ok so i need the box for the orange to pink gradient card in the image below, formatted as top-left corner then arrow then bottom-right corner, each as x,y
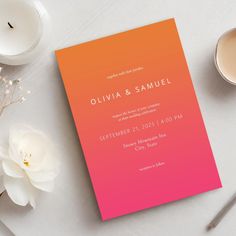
55,18 -> 222,220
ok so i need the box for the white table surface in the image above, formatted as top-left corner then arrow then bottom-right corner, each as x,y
1,0 -> 236,235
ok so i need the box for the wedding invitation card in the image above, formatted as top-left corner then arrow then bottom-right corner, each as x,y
55,18 -> 222,220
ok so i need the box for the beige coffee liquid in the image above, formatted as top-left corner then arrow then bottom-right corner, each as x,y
216,29 -> 236,83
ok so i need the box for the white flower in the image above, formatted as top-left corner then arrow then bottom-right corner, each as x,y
0,125 -> 60,208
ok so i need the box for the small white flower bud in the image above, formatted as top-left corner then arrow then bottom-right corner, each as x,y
20,97 -> 26,103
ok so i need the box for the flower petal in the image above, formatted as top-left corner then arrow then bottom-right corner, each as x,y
29,187 -> 38,209
9,125 -> 33,147
30,180 -> 54,192
3,175 -> 29,206
0,146 -> 8,160
27,169 -> 58,182
41,152 -> 61,173
8,145 -> 21,164
30,196 -> 36,209
18,132 -> 47,167
8,125 -> 42,165
8,125 -> 29,163
2,160 -> 25,178
9,125 -> 53,171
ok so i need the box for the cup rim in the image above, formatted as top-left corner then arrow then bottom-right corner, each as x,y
215,27 -> 236,85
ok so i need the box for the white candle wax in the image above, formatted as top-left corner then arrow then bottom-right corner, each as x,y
0,0 -> 49,65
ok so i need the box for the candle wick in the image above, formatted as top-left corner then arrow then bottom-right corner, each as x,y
8,22 -> 14,29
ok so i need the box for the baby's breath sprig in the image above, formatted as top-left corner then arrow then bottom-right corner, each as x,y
0,67 -> 31,116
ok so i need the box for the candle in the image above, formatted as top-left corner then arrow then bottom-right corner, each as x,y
0,0 -> 50,65
215,28 -> 236,85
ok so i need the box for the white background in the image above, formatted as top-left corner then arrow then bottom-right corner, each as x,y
1,0 -> 236,235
